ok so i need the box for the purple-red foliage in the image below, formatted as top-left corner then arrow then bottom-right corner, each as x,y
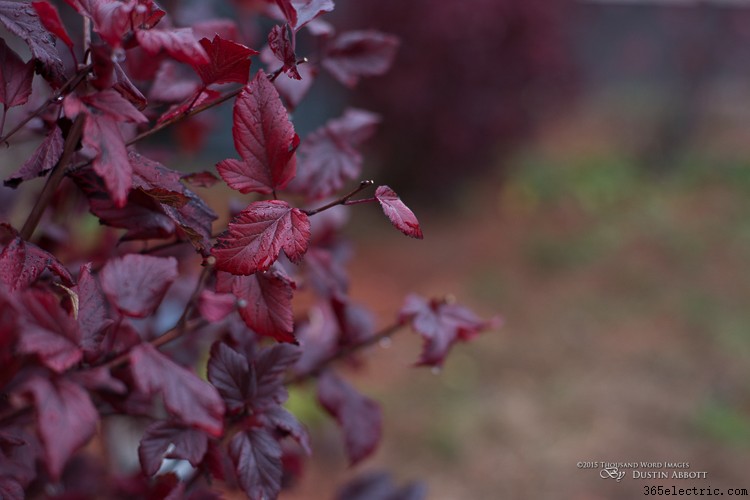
338,0 -> 575,203
0,1 -> 498,498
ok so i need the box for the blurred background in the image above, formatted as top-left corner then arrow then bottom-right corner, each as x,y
283,0 -> 750,498
3,0 -> 750,498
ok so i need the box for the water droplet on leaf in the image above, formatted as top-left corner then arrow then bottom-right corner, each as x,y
112,48 -> 126,63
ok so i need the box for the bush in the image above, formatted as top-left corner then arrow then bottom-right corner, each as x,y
0,1 -> 496,498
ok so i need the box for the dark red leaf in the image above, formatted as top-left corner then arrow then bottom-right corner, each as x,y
161,189 -> 217,254
20,376 -> 97,480
212,200 -> 310,275
291,0 -> 334,31
31,1 -> 74,55
305,17 -> 334,37
136,27 -> 210,66
73,162 -> 216,253
0,425 -> 37,489
193,35 -> 257,86
216,71 -> 299,194
328,108 -> 382,145
399,294 -> 499,367
0,38 -> 34,109
292,301 -> 338,375
85,185 -> 178,242
138,421 -> 209,476
130,343 -> 225,436
228,428 -> 282,500
113,60 -> 148,109
129,151 -> 188,205
229,266 -> 296,343
0,0 -> 65,85
70,366 -> 126,394
89,42 -> 115,89
130,1 -> 165,30
317,370 -> 381,465
322,31 -> 399,87
262,406 -> 311,455
198,290 -> 236,322
149,60 -> 198,103
182,171 -> 219,188
99,254 -> 178,318
0,477 -> 23,500
207,342 -> 252,414
65,0 -> 133,47
273,61 -> 316,110
275,0 -> 334,31
0,236 -> 72,291
304,247 -> 349,297
82,89 -> 148,123
83,113 -> 132,208
289,108 -> 380,199
97,318 -> 140,359
332,296 -> 375,346
16,289 -> 82,373
374,185 -> 423,239
274,0 -> 296,28
253,343 -> 300,406
268,24 -> 300,80
124,44 -> 164,81
4,125 -> 63,188
74,263 -> 114,356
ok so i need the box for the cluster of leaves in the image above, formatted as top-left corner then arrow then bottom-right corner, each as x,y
0,1 -> 497,499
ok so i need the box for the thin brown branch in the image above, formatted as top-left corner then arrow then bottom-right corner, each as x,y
99,261 -> 214,371
126,87 -> 243,146
269,57 -> 308,83
139,238 -> 187,255
302,180 -> 375,216
287,322 -> 405,384
19,114 -> 87,241
0,64 -> 93,145
153,261 -> 213,349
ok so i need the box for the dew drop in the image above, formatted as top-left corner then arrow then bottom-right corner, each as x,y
378,337 -> 392,349
112,48 -> 126,63
431,366 -> 442,375
237,298 -> 248,308
54,95 -> 64,102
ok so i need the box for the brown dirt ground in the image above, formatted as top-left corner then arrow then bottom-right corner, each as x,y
280,152 -> 750,498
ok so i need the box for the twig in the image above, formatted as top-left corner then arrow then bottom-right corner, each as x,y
139,238 -> 187,255
126,87 -> 243,146
303,180 -> 375,216
99,261 -> 214,371
269,57 -> 308,83
126,62 -> 307,146
153,260 -> 214,348
0,107 -> 6,139
0,64 -> 93,145
287,322 -> 405,384
19,114 -> 87,240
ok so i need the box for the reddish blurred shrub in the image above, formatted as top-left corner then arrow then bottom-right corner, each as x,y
338,0 -> 575,204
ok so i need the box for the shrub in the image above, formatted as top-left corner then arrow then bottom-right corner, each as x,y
0,1 -> 497,498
